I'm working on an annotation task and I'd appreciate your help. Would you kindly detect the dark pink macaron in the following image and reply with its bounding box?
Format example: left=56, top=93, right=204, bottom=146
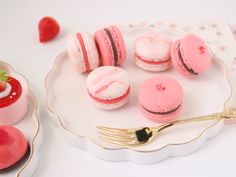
left=94, top=25, right=126, bottom=66
left=139, top=76, right=183, bottom=122
left=171, top=34, right=212, bottom=77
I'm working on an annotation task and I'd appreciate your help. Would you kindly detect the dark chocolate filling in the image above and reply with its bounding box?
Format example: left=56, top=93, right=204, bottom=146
left=142, top=104, right=181, bottom=115
left=0, top=144, right=30, bottom=173
left=177, top=44, right=198, bottom=75
left=104, top=28, right=118, bottom=65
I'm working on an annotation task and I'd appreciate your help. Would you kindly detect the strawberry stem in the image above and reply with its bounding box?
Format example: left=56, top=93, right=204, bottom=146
left=0, top=70, right=9, bottom=82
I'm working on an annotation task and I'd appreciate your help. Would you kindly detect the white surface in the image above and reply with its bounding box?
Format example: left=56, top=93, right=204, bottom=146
left=0, top=0, right=236, bottom=176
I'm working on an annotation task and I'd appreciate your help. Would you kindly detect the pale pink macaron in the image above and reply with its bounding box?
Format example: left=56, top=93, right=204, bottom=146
left=86, top=66, right=130, bottom=110
left=135, top=34, right=172, bottom=72
left=94, top=25, right=126, bottom=66
left=66, top=32, right=100, bottom=73
left=171, top=34, right=212, bottom=77
left=139, top=76, right=183, bottom=122
left=0, top=76, right=28, bottom=125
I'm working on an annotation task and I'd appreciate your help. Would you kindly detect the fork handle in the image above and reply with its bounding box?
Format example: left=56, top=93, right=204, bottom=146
left=156, top=109, right=236, bottom=132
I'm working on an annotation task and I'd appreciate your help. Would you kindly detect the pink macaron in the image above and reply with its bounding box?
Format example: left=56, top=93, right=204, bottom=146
left=94, top=25, right=126, bottom=66
left=86, top=66, right=130, bottom=110
left=171, top=34, right=212, bottom=77
left=135, top=34, right=172, bottom=72
left=66, top=32, right=100, bottom=73
left=139, top=76, right=183, bottom=122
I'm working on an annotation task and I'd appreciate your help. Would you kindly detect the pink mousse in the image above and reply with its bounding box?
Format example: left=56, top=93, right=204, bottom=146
left=0, top=126, right=28, bottom=171
left=0, top=77, right=28, bottom=125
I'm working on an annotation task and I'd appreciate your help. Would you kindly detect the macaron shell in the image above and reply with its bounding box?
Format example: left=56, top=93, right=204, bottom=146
left=82, top=32, right=99, bottom=70
left=0, top=126, right=28, bottom=170
left=139, top=76, right=183, bottom=113
left=180, top=34, right=212, bottom=74
left=94, top=30, right=114, bottom=66
left=66, top=34, right=84, bottom=72
left=135, top=35, right=171, bottom=61
left=171, top=40, right=193, bottom=77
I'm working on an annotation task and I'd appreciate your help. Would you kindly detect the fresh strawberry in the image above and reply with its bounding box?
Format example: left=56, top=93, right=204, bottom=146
left=38, top=16, right=60, bottom=42
left=0, top=70, right=9, bottom=92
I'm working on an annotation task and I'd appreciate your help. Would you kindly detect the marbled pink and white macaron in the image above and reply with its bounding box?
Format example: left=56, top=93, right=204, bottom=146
left=135, top=34, right=172, bottom=72
left=66, top=32, right=100, bottom=73
left=139, top=76, right=183, bottom=122
left=86, top=66, right=130, bottom=110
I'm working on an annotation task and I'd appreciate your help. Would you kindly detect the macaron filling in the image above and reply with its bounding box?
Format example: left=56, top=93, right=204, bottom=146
left=178, top=44, right=198, bottom=75
left=104, top=28, right=118, bottom=65
left=88, top=87, right=130, bottom=105
left=76, top=33, right=90, bottom=72
left=141, top=103, right=181, bottom=115
left=136, top=54, right=170, bottom=65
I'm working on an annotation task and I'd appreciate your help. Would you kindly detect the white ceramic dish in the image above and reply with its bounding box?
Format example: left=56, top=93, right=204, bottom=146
left=45, top=20, right=236, bottom=164
left=0, top=61, right=42, bottom=177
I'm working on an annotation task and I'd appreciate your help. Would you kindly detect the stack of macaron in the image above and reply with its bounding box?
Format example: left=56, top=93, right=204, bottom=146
left=66, top=25, right=126, bottom=73
left=66, top=25, right=212, bottom=123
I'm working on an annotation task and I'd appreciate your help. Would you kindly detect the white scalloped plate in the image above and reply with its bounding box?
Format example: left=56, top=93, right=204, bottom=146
left=0, top=61, right=43, bottom=177
left=45, top=20, right=236, bottom=164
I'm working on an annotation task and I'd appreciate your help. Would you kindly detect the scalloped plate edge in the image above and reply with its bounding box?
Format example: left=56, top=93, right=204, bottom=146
left=44, top=51, right=227, bottom=164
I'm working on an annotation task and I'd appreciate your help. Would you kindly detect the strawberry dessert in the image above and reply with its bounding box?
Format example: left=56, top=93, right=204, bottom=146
left=0, top=71, right=28, bottom=125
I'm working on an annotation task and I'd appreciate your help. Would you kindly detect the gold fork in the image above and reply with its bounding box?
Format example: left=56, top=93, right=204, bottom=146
left=97, top=109, right=236, bottom=147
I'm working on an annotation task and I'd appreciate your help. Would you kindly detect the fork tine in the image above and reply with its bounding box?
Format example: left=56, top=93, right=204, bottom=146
left=98, top=136, right=129, bottom=147
left=98, top=131, right=135, bottom=141
left=98, top=136, right=137, bottom=147
left=97, top=126, right=134, bottom=134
